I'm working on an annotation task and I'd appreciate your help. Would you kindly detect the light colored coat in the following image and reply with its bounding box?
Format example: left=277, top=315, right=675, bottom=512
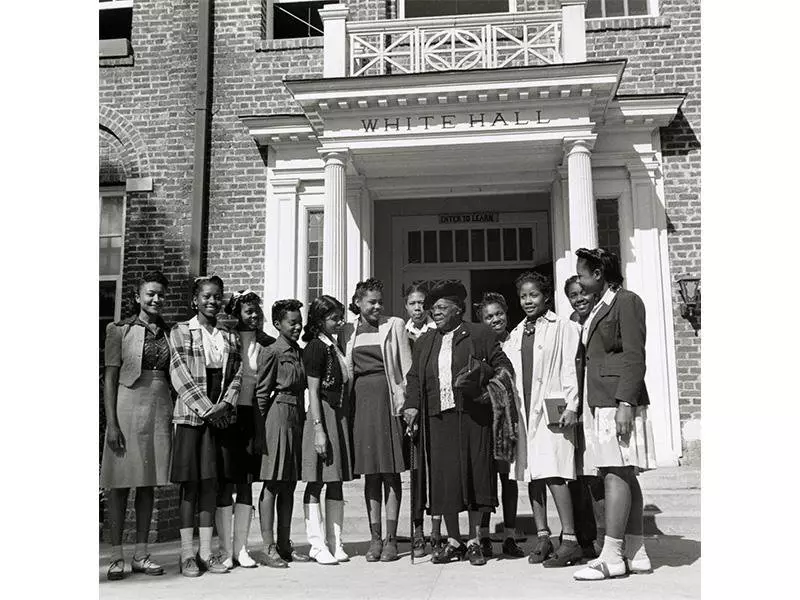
left=504, top=310, right=581, bottom=481
left=340, top=315, right=413, bottom=416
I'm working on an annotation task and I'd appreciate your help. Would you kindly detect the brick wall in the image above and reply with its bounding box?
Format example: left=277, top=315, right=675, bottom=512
left=586, top=0, right=701, bottom=435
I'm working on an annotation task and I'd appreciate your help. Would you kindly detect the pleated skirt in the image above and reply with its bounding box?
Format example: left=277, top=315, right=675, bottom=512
left=301, top=392, right=354, bottom=483
left=259, top=401, right=303, bottom=482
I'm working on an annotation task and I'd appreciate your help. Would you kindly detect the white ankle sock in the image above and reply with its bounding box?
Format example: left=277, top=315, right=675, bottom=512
left=562, top=533, right=578, bottom=543
left=598, top=535, right=624, bottom=563
left=624, top=534, right=648, bottom=560
left=179, top=528, right=195, bottom=561
left=111, top=545, right=123, bottom=561
left=198, top=526, right=213, bottom=560
left=134, top=543, right=147, bottom=560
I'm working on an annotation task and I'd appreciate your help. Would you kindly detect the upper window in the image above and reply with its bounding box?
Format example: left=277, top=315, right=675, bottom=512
left=99, top=0, right=133, bottom=58
left=402, top=0, right=512, bottom=19
left=268, top=0, right=338, bottom=40
left=306, top=209, right=324, bottom=305
left=586, top=0, right=652, bottom=19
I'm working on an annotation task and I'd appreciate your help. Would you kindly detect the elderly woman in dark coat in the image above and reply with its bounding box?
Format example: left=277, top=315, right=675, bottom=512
left=403, top=282, right=516, bottom=567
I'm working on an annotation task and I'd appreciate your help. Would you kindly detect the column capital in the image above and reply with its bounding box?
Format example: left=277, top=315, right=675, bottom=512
left=270, top=177, right=300, bottom=195
left=563, top=136, right=597, bottom=156
left=558, top=0, right=587, bottom=6
left=318, top=3, right=349, bottom=22
left=626, top=161, right=660, bottom=181
left=318, top=147, right=350, bottom=166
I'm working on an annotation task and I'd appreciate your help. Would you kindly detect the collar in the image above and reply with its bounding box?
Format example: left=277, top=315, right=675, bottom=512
left=121, top=314, right=167, bottom=332
left=273, top=334, right=300, bottom=354
left=405, top=316, right=436, bottom=334
left=188, top=315, right=228, bottom=333
left=318, top=333, right=335, bottom=347
left=437, top=322, right=464, bottom=337
left=599, top=287, right=618, bottom=306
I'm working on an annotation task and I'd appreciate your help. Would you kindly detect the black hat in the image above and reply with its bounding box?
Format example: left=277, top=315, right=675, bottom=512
left=426, top=281, right=468, bottom=310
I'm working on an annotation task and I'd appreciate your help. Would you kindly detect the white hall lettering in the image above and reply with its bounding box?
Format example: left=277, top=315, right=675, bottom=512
left=360, top=111, right=549, bottom=133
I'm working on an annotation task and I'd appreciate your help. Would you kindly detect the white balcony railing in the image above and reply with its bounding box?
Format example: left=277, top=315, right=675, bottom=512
left=319, top=4, right=587, bottom=79
left=348, top=11, right=563, bottom=77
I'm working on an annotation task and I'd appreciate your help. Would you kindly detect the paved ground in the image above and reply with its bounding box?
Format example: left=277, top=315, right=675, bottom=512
left=99, top=467, right=700, bottom=599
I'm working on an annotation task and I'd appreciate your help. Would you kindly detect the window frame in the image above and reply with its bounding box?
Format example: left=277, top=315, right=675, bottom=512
left=99, top=0, right=134, bottom=58
left=399, top=0, right=516, bottom=20
left=585, top=0, right=658, bottom=19
left=265, top=0, right=338, bottom=40
left=99, top=188, right=126, bottom=323
left=303, top=206, right=325, bottom=306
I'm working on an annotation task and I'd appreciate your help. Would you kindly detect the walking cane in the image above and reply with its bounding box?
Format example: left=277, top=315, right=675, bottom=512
left=407, top=420, right=417, bottom=565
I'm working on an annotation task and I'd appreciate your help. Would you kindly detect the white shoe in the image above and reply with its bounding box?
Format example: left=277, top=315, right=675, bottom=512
left=232, top=504, right=258, bottom=568
left=625, top=555, right=653, bottom=574
left=325, top=499, right=349, bottom=562
left=573, top=558, right=628, bottom=581
left=304, top=503, right=339, bottom=565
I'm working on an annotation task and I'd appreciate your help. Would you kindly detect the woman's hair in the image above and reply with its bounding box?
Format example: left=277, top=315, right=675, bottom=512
left=302, top=295, right=345, bottom=342
left=514, top=271, right=554, bottom=303
left=563, top=274, right=580, bottom=295
left=403, top=283, right=427, bottom=302
left=349, top=278, right=384, bottom=315
left=575, top=247, right=624, bottom=289
left=138, top=270, right=169, bottom=291
left=225, top=289, right=262, bottom=318
left=474, top=291, right=508, bottom=318
left=192, top=275, right=224, bottom=297
left=272, top=299, right=303, bottom=325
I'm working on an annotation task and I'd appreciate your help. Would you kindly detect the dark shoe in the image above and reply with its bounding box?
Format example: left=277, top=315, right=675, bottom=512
left=380, top=537, right=399, bottom=562
left=467, top=542, right=487, bottom=566
left=365, top=538, right=383, bottom=562
left=501, top=537, right=525, bottom=559
left=179, top=556, right=201, bottom=578
left=543, top=540, right=583, bottom=568
left=412, top=530, right=427, bottom=558
left=131, top=554, right=164, bottom=576
left=479, top=537, right=494, bottom=558
left=581, top=544, right=598, bottom=559
left=196, top=552, right=229, bottom=574
left=432, top=541, right=467, bottom=564
left=107, top=558, right=125, bottom=581
left=528, top=536, right=554, bottom=564
left=262, top=544, right=289, bottom=569
left=277, top=540, right=310, bottom=563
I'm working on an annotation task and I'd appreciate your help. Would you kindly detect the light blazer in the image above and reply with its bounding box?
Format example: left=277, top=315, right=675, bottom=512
left=106, top=315, right=171, bottom=387
left=504, top=311, right=581, bottom=481
left=583, top=287, right=649, bottom=409
left=339, top=315, right=412, bottom=416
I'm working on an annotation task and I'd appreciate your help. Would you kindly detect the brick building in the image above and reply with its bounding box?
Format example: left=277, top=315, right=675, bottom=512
left=99, top=0, right=700, bottom=540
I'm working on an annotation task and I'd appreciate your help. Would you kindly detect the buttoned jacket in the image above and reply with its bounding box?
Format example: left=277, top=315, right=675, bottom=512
left=583, top=287, right=650, bottom=408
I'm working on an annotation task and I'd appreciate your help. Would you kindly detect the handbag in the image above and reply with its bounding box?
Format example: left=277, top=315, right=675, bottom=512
left=453, top=355, right=494, bottom=403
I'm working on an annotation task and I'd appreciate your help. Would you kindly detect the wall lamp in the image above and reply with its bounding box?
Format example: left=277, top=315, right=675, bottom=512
left=676, top=275, right=701, bottom=324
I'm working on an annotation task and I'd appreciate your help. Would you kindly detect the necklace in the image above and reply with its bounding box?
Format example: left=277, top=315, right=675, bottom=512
left=523, top=319, right=537, bottom=336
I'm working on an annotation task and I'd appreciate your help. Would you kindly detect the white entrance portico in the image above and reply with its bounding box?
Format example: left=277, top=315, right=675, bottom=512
left=240, top=5, right=685, bottom=465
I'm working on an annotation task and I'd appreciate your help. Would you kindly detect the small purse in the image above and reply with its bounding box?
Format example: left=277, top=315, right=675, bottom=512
left=543, top=396, right=568, bottom=426
left=454, top=355, right=494, bottom=403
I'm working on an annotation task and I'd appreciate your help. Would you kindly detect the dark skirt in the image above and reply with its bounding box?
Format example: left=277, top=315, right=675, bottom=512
left=216, top=405, right=261, bottom=483
left=301, top=390, right=354, bottom=483
left=352, top=372, right=407, bottom=475
left=259, top=400, right=303, bottom=482
left=428, top=404, right=497, bottom=515
left=170, top=368, right=226, bottom=483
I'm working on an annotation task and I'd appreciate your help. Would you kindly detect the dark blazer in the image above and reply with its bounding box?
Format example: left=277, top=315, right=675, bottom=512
left=584, top=288, right=649, bottom=409
left=404, top=321, right=513, bottom=416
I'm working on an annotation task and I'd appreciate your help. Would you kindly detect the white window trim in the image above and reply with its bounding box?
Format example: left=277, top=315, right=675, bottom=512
left=297, top=201, right=325, bottom=313
left=99, top=188, right=126, bottom=322
left=266, top=0, right=335, bottom=40
left=399, top=0, right=516, bottom=20
left=587, top=0, right=658, bottom=19
left=99, top=0, right=133, bottom=10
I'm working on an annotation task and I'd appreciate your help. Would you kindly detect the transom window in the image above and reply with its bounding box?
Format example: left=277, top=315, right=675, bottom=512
left=407, top=226, right=536, bottom=265
left=306, top=209, right=324, bottom=304
left=586, top=0, right=653, bottom=19
left=401, top=0, right=514, bottom=19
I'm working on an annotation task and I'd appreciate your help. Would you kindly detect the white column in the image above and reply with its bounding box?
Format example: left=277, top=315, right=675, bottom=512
left=346, top=176, right=365, bottom=301
left=559, top=0, right=587, bottom=63
left=320, top=149, right=348, bottom=302
left=628, top=162, right=681, bottom=466
left=360, top=189, right=374, bottom=278
left=269, top=177, right=300, bottom=301
left=319, top=4, right=349, bottom=78
left=564, top=137, right=598, bottom=250
left=550, top=174, right=572, bottom=317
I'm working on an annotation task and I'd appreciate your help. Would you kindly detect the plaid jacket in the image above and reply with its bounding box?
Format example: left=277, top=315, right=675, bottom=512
left=169, top=317, right=242, bottom=427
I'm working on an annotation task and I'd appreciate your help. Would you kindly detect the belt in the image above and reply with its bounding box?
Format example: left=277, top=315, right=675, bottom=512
left=274, top=391, right=302, bottom=404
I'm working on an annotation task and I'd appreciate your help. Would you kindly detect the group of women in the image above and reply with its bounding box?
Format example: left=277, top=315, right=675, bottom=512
left=100, top=246, right=656, bottom=583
